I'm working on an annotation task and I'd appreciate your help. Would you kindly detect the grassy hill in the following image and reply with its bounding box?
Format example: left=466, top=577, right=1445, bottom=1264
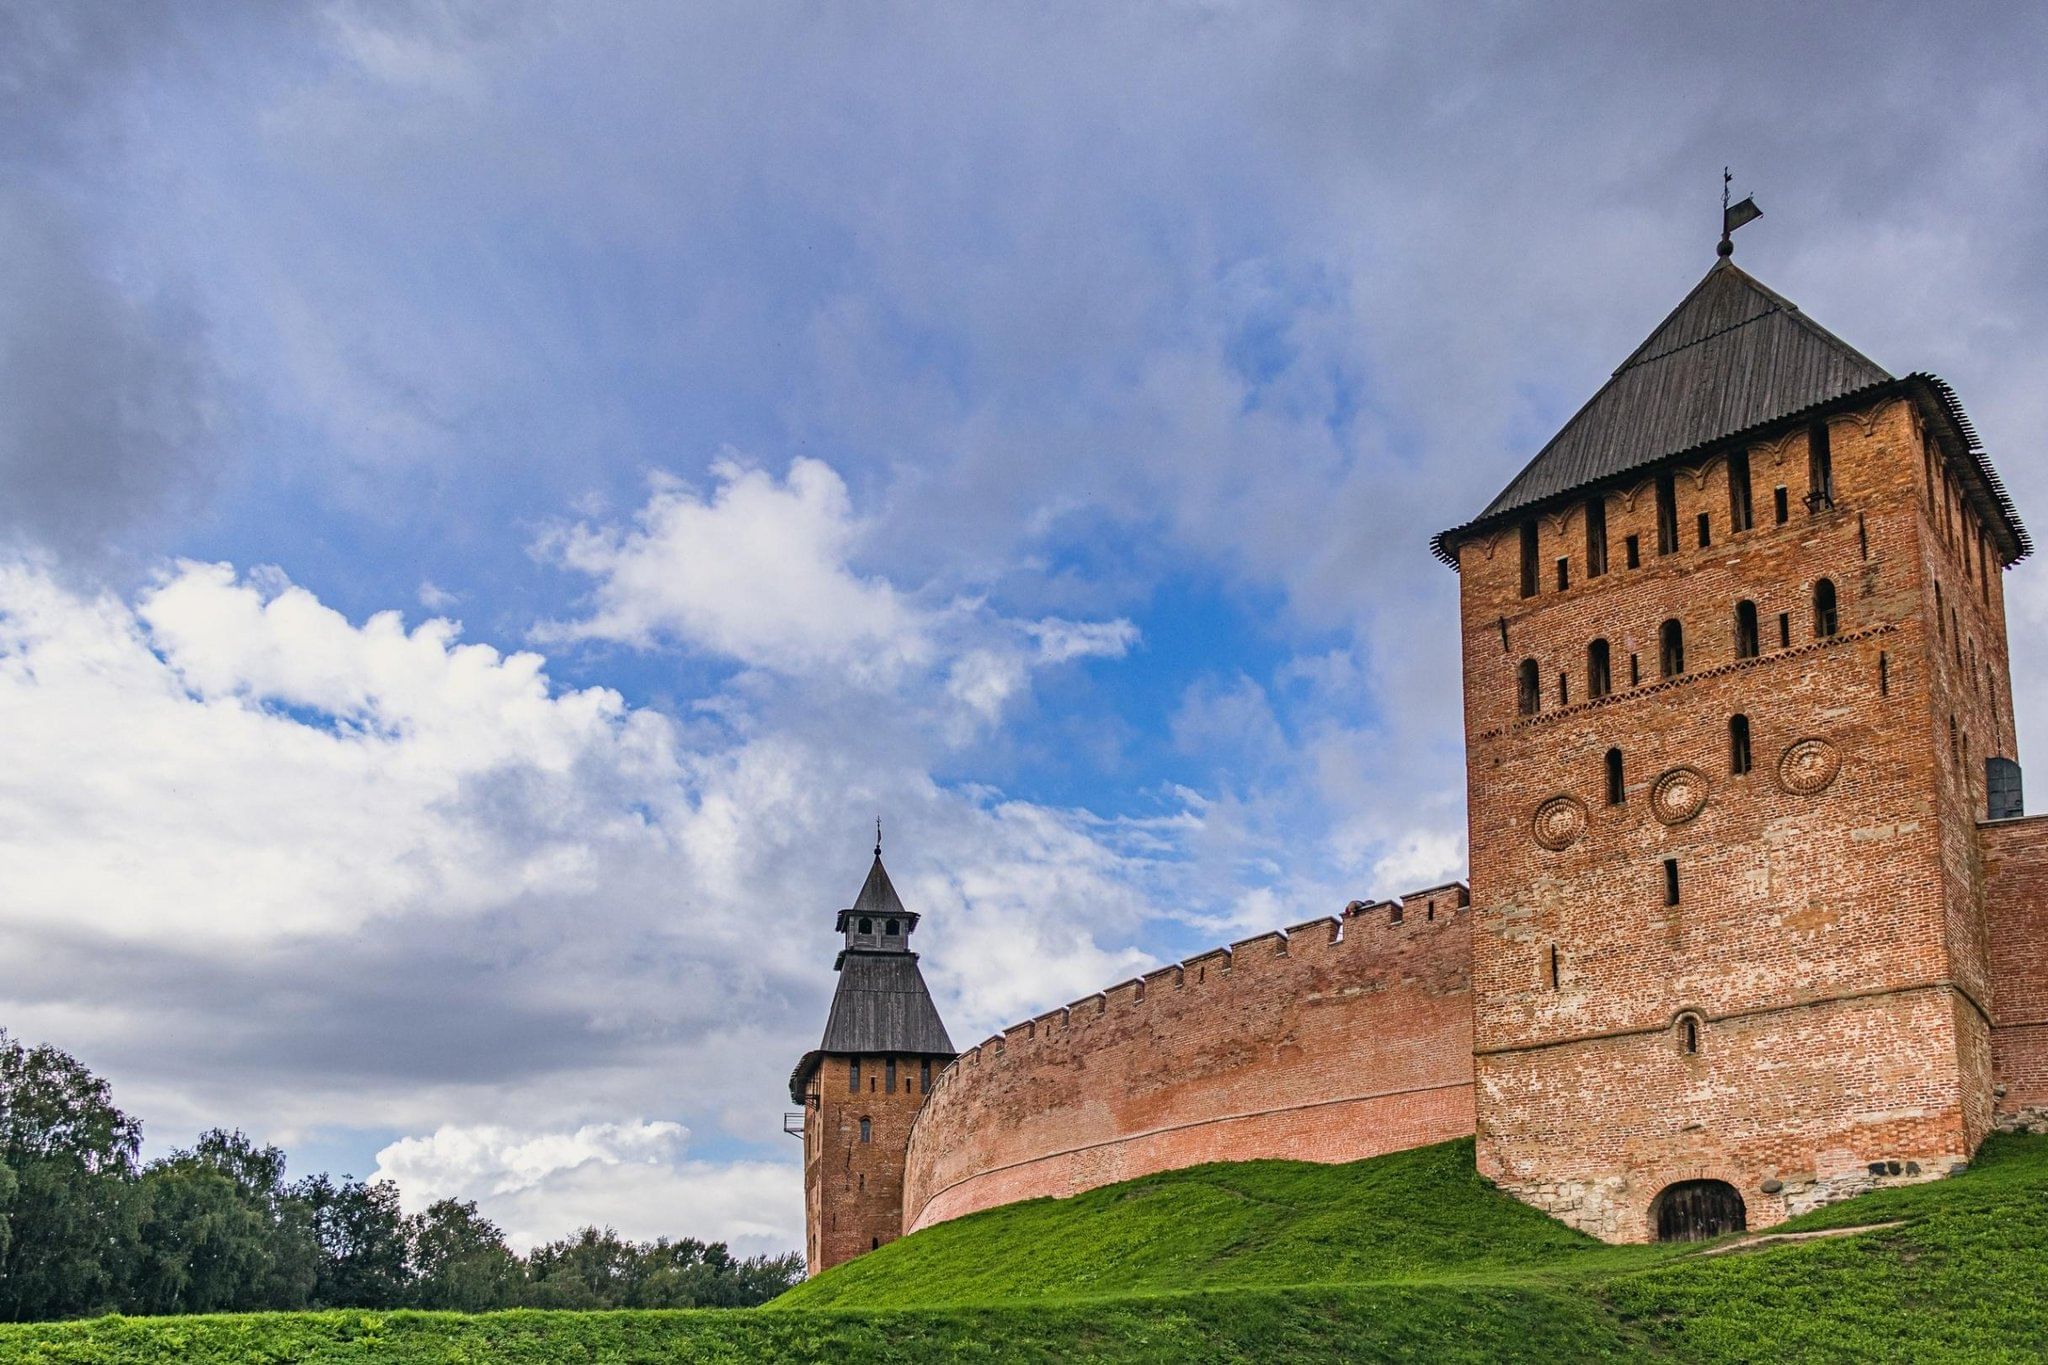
left=5, top=1134, right=2048, bottom=1362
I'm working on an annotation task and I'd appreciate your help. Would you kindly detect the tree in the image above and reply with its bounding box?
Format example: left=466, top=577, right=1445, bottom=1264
left=0, top=1031, right=142, bottom=1321
left=406, top=1198, right=517, bottom=1311
left=127, top=1130, right=317, bottom=1313
left=291, top=1174, right=409, bottom=1308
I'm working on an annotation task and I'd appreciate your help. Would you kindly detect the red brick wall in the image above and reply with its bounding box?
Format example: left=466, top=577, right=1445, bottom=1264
left=1459, top=396, right=2011, bottom=1240
left=900, top=889, right=1475, bottom=1233
left=802, top=1054, right=943, bottom=1274
left=1986, top=815, right=2048, bottom=1126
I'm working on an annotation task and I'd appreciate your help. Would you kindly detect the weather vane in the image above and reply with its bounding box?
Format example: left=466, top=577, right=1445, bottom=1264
left=1719, top=167, right=1762, bottom=258
left=875, top=817, right=883, bottom=857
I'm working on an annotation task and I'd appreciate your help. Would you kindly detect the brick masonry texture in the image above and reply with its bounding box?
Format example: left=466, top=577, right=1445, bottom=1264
left=800, top=1054, right=938, bottom=1272
left=1459, top=396, right=2025, bottom=1241
left=1987, top=815, right=2048, bottom=1131
left=802, top=390, right=2044, bottom=1260
left=899, top=887, right=1474, bottom=1233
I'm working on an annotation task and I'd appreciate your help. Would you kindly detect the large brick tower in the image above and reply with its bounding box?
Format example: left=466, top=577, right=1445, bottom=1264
left=789, top=840, right=956, bottom=1273
left=1435, top=241, right=2030, bottom=1241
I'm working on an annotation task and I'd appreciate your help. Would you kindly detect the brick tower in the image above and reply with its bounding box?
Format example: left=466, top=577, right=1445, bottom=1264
left=1435, top=242, right=2030, bottom=1240
left=789, top=839, right=956, bottom=1273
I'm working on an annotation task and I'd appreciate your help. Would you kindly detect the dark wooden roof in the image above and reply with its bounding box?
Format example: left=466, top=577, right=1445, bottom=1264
left=790, top=855, right=955, bottom=1102
left=1434, top=258, right=2029, bottom=565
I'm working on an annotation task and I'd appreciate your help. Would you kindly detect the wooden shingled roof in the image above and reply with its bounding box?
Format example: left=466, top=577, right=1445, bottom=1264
left=1434, top=257, right=2030, bottom=566
left=789, top=855, right=956, bottom=1103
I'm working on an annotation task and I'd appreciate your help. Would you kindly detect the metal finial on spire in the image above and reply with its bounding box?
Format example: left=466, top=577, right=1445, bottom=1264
left=875, top=817, right=883, bottom=858
left=1719, top=168, right=1761, bottom=258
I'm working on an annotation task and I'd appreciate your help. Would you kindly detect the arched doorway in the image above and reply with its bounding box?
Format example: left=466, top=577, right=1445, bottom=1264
left=1652, top=1179, right=1746, bottom=1242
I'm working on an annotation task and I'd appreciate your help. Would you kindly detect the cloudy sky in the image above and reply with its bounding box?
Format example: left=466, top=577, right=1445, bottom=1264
left=3, top=1, right=2045, bottom=1257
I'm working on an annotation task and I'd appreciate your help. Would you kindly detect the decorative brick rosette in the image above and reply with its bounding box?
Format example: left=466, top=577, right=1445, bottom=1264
left=1532, top=795, right=1589, bottom=851
left=1777, top=737, right=1841, bottom=796
left=1651, top=767, right=1710, bottom=825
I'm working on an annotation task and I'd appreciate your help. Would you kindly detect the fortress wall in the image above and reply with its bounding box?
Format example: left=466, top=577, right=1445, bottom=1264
left=1986, top=814, right=2048, bottom=1128
left=900, top=886, right=1475, bottom=1234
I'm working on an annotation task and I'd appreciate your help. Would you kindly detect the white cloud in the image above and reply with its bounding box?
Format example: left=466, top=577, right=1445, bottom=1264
left=0, top=556, right=1200, bottom=1248
left=540, top=455, right=1139, bottom=730
left=538, top=457, right=925, bottom=676
left=373, top=1120, right=800, bottom=1255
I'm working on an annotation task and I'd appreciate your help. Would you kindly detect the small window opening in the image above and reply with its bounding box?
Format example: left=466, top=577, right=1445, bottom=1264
left=1517, top=659, right=1540, bottom=716
left=884, top=918, right=898, bottom=935
left=1729, top=715, right=1752, bottom=775
left=1774, top=487, right=1789, bottom=524
left=1586, top=497, right=1608, bottom=577
left=1807, top=423, right=1834, bottom=511
left=1519, top=521, right=1539, bottom=598
left=1549, top=945, right=1560, bottom=990
left=1679, top=1015, right=1700, bottom=1055
left=1588, top=639, right=1612, bottom=699
left=858, top=917, right=872, bottom=935
left=1656, top=474, right=1680, bottom=555
left=1879, top=651, right=1889, bottom=696
left=1728, top=451, right=1754, bottom=532
left=1664, top=858, right=1681, bottom=906
left=1391, top=901, right=1404, bottom=925
left=1924, top=441, right=1938, bottom=516
left=1605, top=748, right=1625, bottom=805
left=1558, top=671, right=1570, bottom=706
left=860, top=1117, right=872, bottom=1143
left=1734, top=600, right=1759, bottom=659
left=920, top=1059, right=932, bottom=1092
left=1556, top=557, right=1570, bottom=592
left=1659, top=619, right=1685, bottom=677
left=1629, top=653, right=1641, bottom=686
left=1814, top=579, right=1839, bottom=638
left=1626, top=534, right=1641, bottom=569
left=1935, top=583, right=1945, bottom=637
left=1427, top=899, right=1436, bottom=921
left=871, top=1236, right=880, bottom=1250
left=1777, top=612, right=1791, bottom=649
left=1697, top=512, right=1711, bottom=548
left=1858, top=512, right=1869, bottom=560
left=886, top=1059, right=897, bottom=1094
left=849, top=1059, right=861, bottom=1092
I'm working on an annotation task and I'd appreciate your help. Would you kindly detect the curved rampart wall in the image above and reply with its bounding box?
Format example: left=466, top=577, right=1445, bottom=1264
left=901, top=884, right=1476, bottom=1233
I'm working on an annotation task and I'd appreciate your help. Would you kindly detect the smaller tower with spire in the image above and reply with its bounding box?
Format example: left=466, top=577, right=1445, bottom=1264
left=789, top=836, right=956, bottom=1274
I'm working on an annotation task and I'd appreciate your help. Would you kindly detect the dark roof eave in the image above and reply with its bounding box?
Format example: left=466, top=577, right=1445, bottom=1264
left=788, top=1043, right=961, bottom=1105
left=1431, top=373, right=2029, bottom=569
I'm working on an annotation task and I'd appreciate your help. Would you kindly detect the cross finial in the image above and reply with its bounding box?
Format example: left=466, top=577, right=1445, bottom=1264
left=1719, top=167, right=1734, bottom=257
left=875, top=817, right=883, bottom=858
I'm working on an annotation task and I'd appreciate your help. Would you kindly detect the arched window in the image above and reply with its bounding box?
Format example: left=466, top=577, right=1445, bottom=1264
left=1677, top=1013, right=1701, bottom=1055
left=1734, top=600, right=1759, bottom=659
left=884, top=919, right=898, bottom=935
left=859, top=1117, right=872, bottom=1143
left=1587, top=639, right=1612, bottom=699
left=1605, top=748, right=1625, bottom=805
left=1729, top=715, right=1752, bottom=775
left=1517, top=659, right=1540, bottom=716
left=1659, top=619, right=1685, bottom=677
left=858, top=917, right=872, bottom=935
left=1814, top=579, right=1838, bottom=637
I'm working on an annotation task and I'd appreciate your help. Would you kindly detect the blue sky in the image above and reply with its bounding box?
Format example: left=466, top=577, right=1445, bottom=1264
left=4, top=1, right=2047, bottom=1254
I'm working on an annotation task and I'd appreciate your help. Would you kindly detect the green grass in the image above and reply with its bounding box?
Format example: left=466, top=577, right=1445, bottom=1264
left=6, top=1134, right=2048, bottom=1362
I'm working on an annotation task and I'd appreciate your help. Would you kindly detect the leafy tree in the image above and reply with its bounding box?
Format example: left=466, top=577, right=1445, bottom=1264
left=406, top=1198, right=518, bottom=1311
left=0, top=1031, right=142, bottom=1321
left=520, top=1225, right=638, bottom=1308
left=127, top=1130, right=317, bottom=1313
left=0, top=1158, right=15, bottom=1264
left=291, top=1174, right=409, bottom=1309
